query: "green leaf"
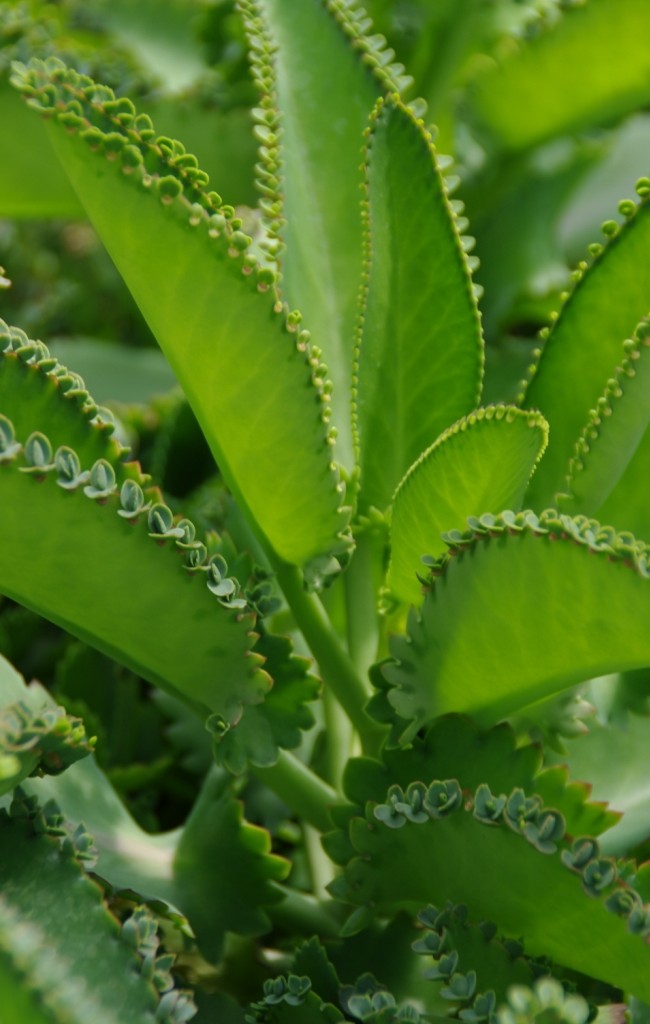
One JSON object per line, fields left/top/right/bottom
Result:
{"left": 19, "top": 752, "right": 289, "bottom": 961}
{"left": 469, "top": 0, "right": 650, "bottom": 153}
{"left": 354, "top": 94, "right": 484, "bottom": 512}
{"left": 382, "top": 510, "right": 650, "bottom": 735}
{"left": 558, "top": 320, "right": 650, "bottom": 522}
{"left": 0, "top": 811, "right": 160, "bottom": 1022}
{"left": 388, "top": 406, "right": 548, "bottom": 605}
{"left": 12, "top": 59, "right": 349, "bottom": 567}
{"left": 520, "top": 188, "right": 650, "bottom": 507}
{"left": 0, "top": 414, "right": 269, "bottom": 726}
{"left": 239, "top": 0, "right": 412, "bottom": 471}
{"left": 330, "top": 781, "right": 650, "bottom": 999}
{"left": 213, "top": 631, "right": 320, "bottom": 774}
{"left": 0, "top": 320, "right": 125, "bottom": 466}
{"left": 173, "top": 768, "right": 289, "bottom": 960}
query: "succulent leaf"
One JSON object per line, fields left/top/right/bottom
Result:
{"left": 11, "top": 58, "right": 350, "bottom": 567}
{"left": 388, "top": 406, "right": 548, "bottom": 605}
{"left": 354, "top": 94, "right": 484, "bottom": 512}
{"left": 381, "top": 511, "right": 650, "bottom": 734}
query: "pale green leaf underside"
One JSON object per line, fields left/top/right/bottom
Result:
{"left": 355, "top": 95, "right": 483, "bottom": 513}
{"left": 0, "top": 439, "right": 267, "bottom": 726}
{"left": 0, "top": 815, "right": 158, "bottom": 1023}
{"left": 559, "top": 326, "right": 650, "bottom": 532}
{"left": 388, "top": 406, "right": 547, "bottom": 605}
{"left": 244, "top": 0, "right": 410, "bottom": 471}
{"left": 522, "top": 197, "right": 650, "bottom": 507}
{"left": 470, "top": 0, "right": 650, "bottom": 152}
{"left": 338, "top": 805, "right": 650, "bottom": 999}
{"left": 13, "top": 60, "right": 347, "bottom": 567}
{"left": 383, "top": 513, "right": 650, "bottom": 732}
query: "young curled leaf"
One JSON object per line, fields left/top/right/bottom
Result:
{"left": 581, "top": 858, "right": 617, "bottom": 897}
{"left": 54, "top": 446, "right": 90, "bottom": 490}
{"left": 19, "top": 431, "right": 54, "bottom": 476}
{"left": 117, "top": 478, "right": 151, "bottom": 520}
{"left": 424, "top": 950, "right": 459, "bottom": 981}
{"left": 473, "top": 783, "right": 507, "bottom": 826}
{"left": 523, "top": 809, "right": 565, "bottom": 855}
{"left": 560, "top": 836, "right": 600, "bottom": 874}
{"left": 374, "top": 784, "right": 408, "bottom": 829}
{"left": 504, "top": 790, "right": 543, "bottom": 835}
{"left": 147, "top": 502, "right": 185, "bottom": 540}
{"left": 83, "top": 458, "right": 117, "bottom": 500}
{"left": 424, "top": 779, "right": 463, "bottom": 819}
{"left": 440, "top": 970, "right": 477, "bottom": 1002}
{"left": 0, "top": 415, "right": 21, "bottom": 463}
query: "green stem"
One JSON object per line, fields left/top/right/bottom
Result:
{"left": 303, "top": 823, "right": 334, "bottom": 901}
{"left": 323, "top": 686, "right": 354, "bottom": 789}
{"left": 273, "top": 560, "right": 385, "bottom": 753}
{"left": 268, "top": 884, "right": 341, "bottom": 938}
{"left": 252, "top": 749, "right": 338, "bottom": 833}
{"left": 344, "top": 531, "right": 381, "bottom": 677}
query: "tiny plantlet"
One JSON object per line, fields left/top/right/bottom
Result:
{"left": 2, "top": 0, "right": 650, "bottom": 1021}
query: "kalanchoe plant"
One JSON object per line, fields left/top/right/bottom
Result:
{"left": 3, "top": 0, "right": 650, "bottom": 1021}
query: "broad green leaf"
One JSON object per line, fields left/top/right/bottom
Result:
{"left": 388, "top": 406, "right": 547, "bottom": 605}
{"left": 330, "top": 781, "right": 650, "bottom": 999}
{"left": 0, "top": 414, "right": 268, "bottom": 726}
{"left": 558, "top": 320, "right": 650, "bottom": 525}
{"left": 329, "top": 716, "right": 614, "bottom": 868}
{"left": 0, "top": 812, "right": 160, "bottom": 1023}
{"left": 0, "top": 83, "right": 82, "bottom": 218}
{"left": 12, "top": 59, "right": 349, "bottom": 567}
{"left": 354, "top": 95, "right": 484, "bottom": 512}
{"left": 470, "top": 0, "right": 650, "bottom": 153}
{"left": 382, "top": 510, "right": 650, "bottom": 734}
{"left": 240, "top": 0, "right": 412, "bottom": 471}
{"left": 521, "top": 189, "right": 650, "bottom": 507}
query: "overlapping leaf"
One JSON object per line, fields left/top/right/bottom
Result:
{"left": 354, "top": 95, "right": 483, "bottom": 512}
{"left": 388, "top": 406, "right": 547, "bottom": 605}
{"left": 11, "top": 58, "right": 349, "bottom": 567}
{"left": 521, "top": 186, "right": 650, "bottom": 507}
{"left": 240, "top": 0, "right": 412, "bottom": 470}
{"left": 382, "top": 510, "right": 650, "bottom": 735}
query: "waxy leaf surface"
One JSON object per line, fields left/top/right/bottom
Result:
{"left": 388, "top": 406, "right": 547, "bottom": 605}
{"left": 355, "top": 95, "right": 483, "bottom": 512}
